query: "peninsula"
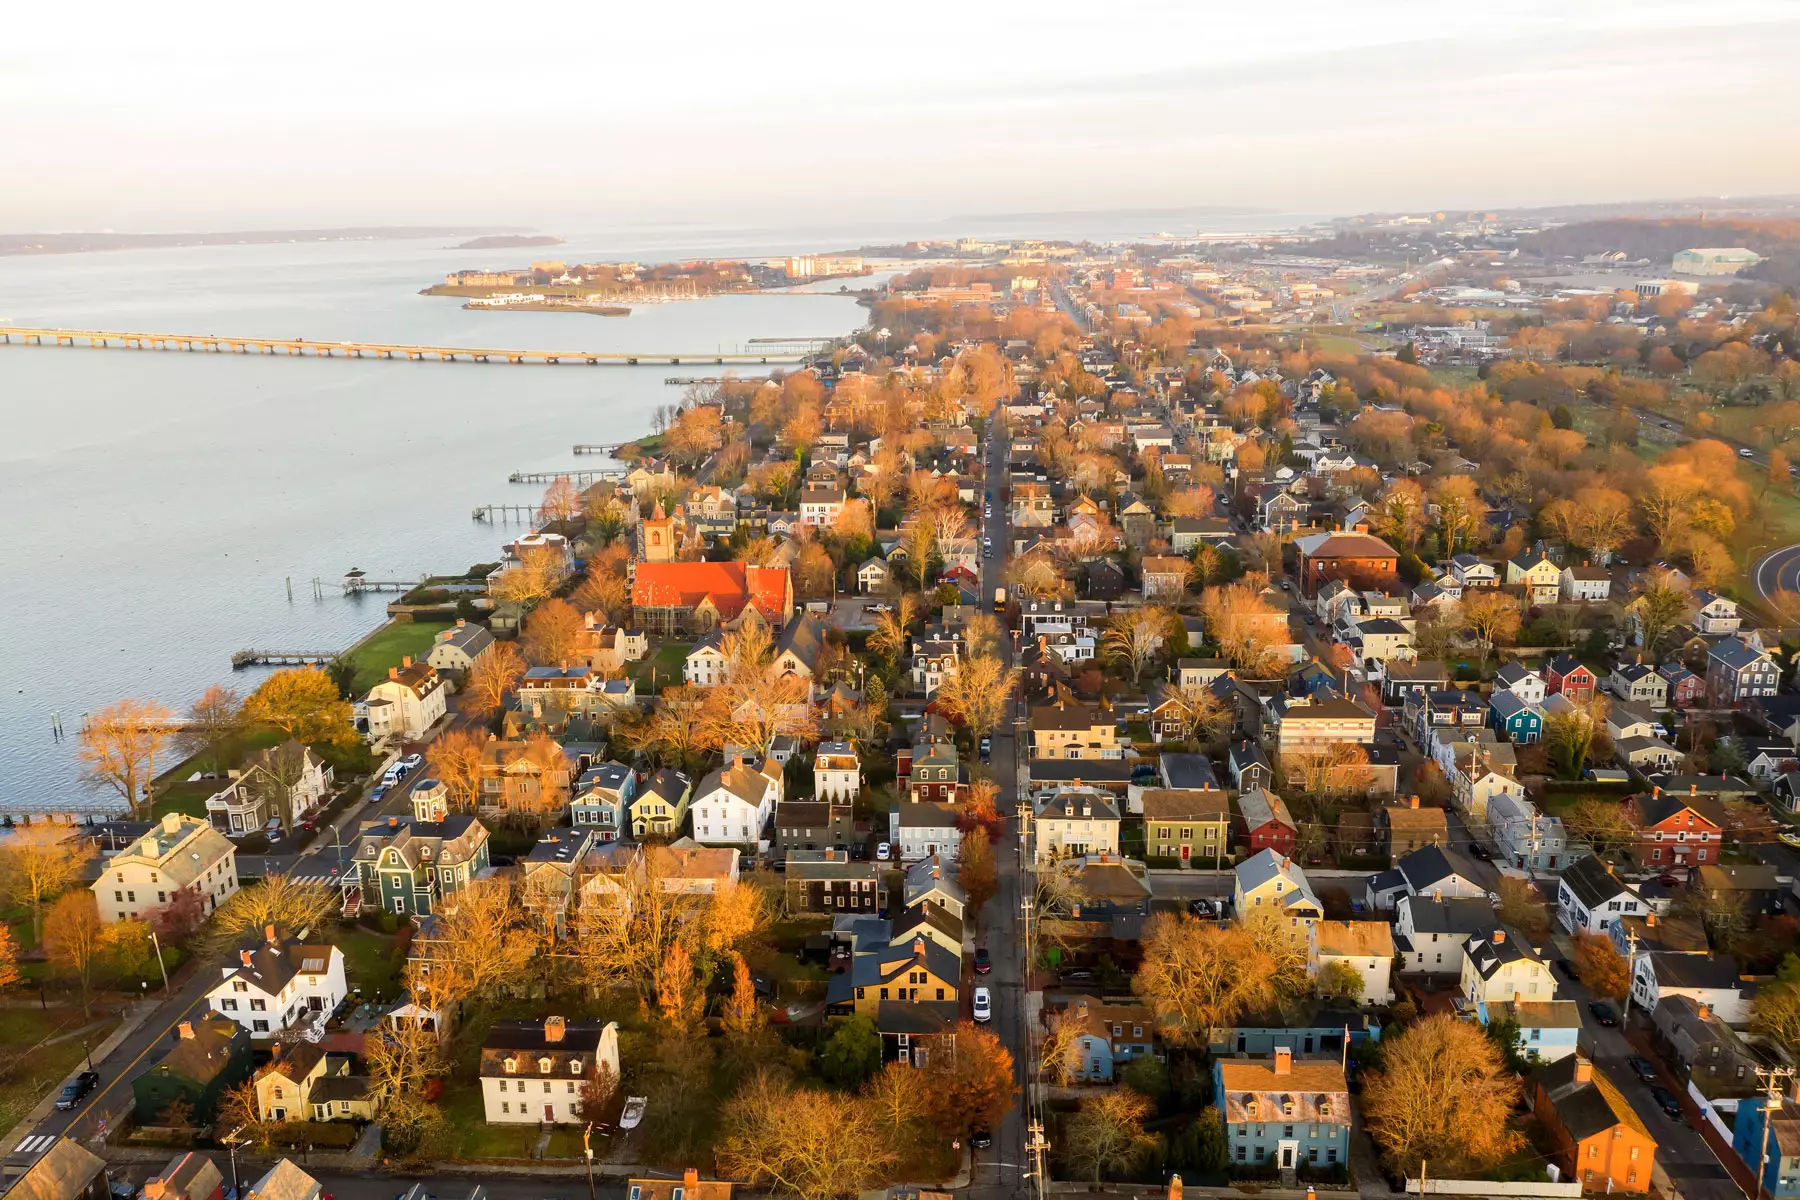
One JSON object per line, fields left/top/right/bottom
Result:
{"left": 454, "top": 233, "right": 565, "bottom": 250}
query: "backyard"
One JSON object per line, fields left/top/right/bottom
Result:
{"left": 347, "top": 620, "right": 455, "bottom": 694}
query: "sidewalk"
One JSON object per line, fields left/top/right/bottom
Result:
{"left": 0, "top": 995, "right": 162, "bottom": 1155}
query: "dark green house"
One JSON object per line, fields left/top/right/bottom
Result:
{"left": 132, "top": 1014, "right": 253, "bottom": 1125}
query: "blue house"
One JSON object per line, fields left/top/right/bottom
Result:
{"left": 1475, "top": 997, "right": 1581, "bottom": 1063}
{"left": 1215, "top": 1049, "right": 1351, "bottom": 1171}
{"left": 1047, "top": 999, "right": 1160, "bottom": 1082}
{"left": 1489, "top": 691, "right": 1544, "bottom": 744}
{"left": 571, "top": 762, "right": 636, "bottom": 839}
{"left": 1733, "top": 1096, "right": 1800, "bottom": 1198}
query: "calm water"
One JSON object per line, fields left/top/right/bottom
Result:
{"left": 0, "top": 236, "right": 874, "bottom": 810}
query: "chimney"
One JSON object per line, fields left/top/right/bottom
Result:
{"left": 456, "top": 618, "right": 466, "bottom": 627}
{"left": 1573, "top": 1055, "right": 1593, "bottom": 1085}
{"left": 402, "top": 656, "right": 413, "bottom": 669}
{"left": 265, "top": 924, "right": 279, "bottom": 945}
{"left": 1493, "top": 929, "right": 1506, "bottom": 944}
{"left": 1513, "top": 992, "right": 1521, "bottom": 1004}
{"left": 1646, "top": 912, "right": 1657, "bottom": 927}
{"left": 1653, "top": 785, "right": 1662, "bottom": 798}
{"left": 1410, "top": 794, "right": 1420, "bottom": 809}
{"left": 162, "top": 812, "right": 181, "bottom": 834}
{"left": 1697, "top": 1002, "right": 1711, "bottom": 1021}
{"left": 389, "top": 816, "right": 400, "bottom": 830}
{"left": 544, "top": 1015, "right": 566, "bottom": 1043}
{"left": 388, "top": 666, "right": 399, "bottom": 681}
{"left": 1169, "top": 1175, "right": 1183, "bottom": 1200}
{"left": 144, "top": 1180, "right": 167, "bottom": 1200}
{"left": 683, "top": 1170, "right": 699, "bottom": 1192}
{"left": 1273, "top": 1046, "right": 1293, "bottom": 1075}
{"left": 913, "top": 937, "right": 926, "bottom": 956}
{"left": 1690, "top": 784, "right": 1698, "bottom": 797}
{"left": 1433, "top": 888, "right": 1442, "bottom": 901}
{"left": 177, "top": 1021, "right": 195, "bottom": 1040}
{"left": 239, "top": 950, "right": 254, "bottom": 968}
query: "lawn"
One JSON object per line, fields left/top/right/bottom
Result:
{"left": 0, "top": 1008, "right": 121, "bottom": 1134}
{"left": 337, "top": 927, "right": 406, "bottom": 1004}
{"left": 629, "top": 641, "right": 693, "bottom": 695}
{"left": 347, "top": 621, "right": 454, "bottom": 694}
{"left": 151, "top": 727, "right": 286, "bottom": 817}
{"left": 436, "top": 1083, "right": 584, "bottom": 1159}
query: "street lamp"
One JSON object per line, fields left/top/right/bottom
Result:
{"left": 224, "top": 1126, "right": 245, "bottom": 1197}
{"left": 147, "top": 928, "right": 170, "bottom": 997}
{"left": 582, "top": 1123, "right": 597, "bottom": 1200}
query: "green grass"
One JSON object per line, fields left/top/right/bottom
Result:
{"left": 628, "top": 641, "right": 693, "bottom": 694}
{"left": 337, "top": 927, "right": 405, "bottom": 1004}
{"left": 347, "top": 621, "right": 454, "bottom": 694}
{"left": 0, "top": 1009, "right": 121, "bottom": 1133}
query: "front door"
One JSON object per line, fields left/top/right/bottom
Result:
{"left": 1180, "top": 844, "right": 1191, "bottom": 863}
{"left": 1280, "top": 1142, "right": 1297, "bottom": 1168}
{"left": 545, "top": 1104, "right": 555, "bottom": 1122}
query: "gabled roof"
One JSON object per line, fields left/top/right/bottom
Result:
{"left": 1235, "top": 848, "right": 1319, "bottom": 911}
{"left": 1645, "top": 951, "right": 1742, "bottom": 991}
{"left": 1400, "top": 894, "right": 1495, "bottom": 935}
{"left": 1140, "top": 789, "right": 1229, "bottom": 822}
{"left": 1536, "top": 1056, "right": 1650, "bottom": 1144}
{"left": 1238, "top": 787, "right": 1295, "bottom": 832}
{"left": 630, "top": 561, "right": 789, "bottom": 622}
{"left": 6, "top": 1141, "right": 107, "bottom": 1200}
{"left": 1560, "top": 855, "right": 1638, "bottom": 909}
{"left": 1159, "top": 753, "right": 1220, "bottom": 791}
{"left": 1396, "top": 844, "right": 1479, "bottom": 893}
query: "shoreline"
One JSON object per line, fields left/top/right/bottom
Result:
{"left": 461, "top": 301, "right": 629, "bottom": 316}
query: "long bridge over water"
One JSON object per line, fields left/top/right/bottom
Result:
{"left": 0, "top": 326, "right": 834, "bottom": 365}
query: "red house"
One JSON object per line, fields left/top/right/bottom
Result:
{"left": 1546, "top": 653, "right": 1597, "bottom": 704}
{"left": 1625, "top": 787, "right": 1724, "bottom": 872}
{"left": 1293, "top": 528, "right": 1400, "bottom": 599}
{"left": 1238, "top": 786, "right": 1297, "bottom": 856}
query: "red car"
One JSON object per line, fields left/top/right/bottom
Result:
{"left": 974, "top": 948, "right": 992, "bottom": 974}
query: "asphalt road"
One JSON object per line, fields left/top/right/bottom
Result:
{"left": 1754, "top": 543, "right": 1800, "bottom": 601}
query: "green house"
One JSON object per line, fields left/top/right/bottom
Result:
{"left": 339, "top": 779, "right": 492, "bottom": 918}
{"left": 132, "top": 1014, "right": 253, "bottom": 1125}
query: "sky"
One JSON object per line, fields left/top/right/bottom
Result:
{"left": 6, "top": 0, "right": 1800, "bottom": 234}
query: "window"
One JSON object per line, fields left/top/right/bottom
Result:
{"left": 539, "top": 1057, "right": 552, "bottom": 1074}
{"left": 505, "top": 1059, "right": 517, "bottom": 1074}
{"left": 502, "top": 1102, "right": 511, "bottom": 1115}
{"left": 253, "top": 1020, "right": 269, "bottom": 1033}
{"left": 1237, "top": 1147, "right": 1247, "bottom": 1162}
{"left": 543, "top": 1082, "right": 551, "bottom": 1093}
{"left": 221, "top": 999, "right": 238, "bottom": 1012}
{"left": 251, "top": 999, "right": 266, "bottom": 1011}
{"left": 568, "top": 1082, "right": 577, "bottom": 1093}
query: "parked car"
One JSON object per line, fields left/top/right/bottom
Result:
{"left": 55, "top": 1072, "right": 99, "bottom": 1111}
{"left": 974, "top": 948, "right": 992, "bottom": 974}
{"left": 1628, "top": 1056, "right": 1659, "bottom": 1084}
{"left": 972, "top": 987, "right": 992, "bottom": 1023}
{"left": 399, "top": 753, "right": 424, "bottom": 771}
{"left": 1555, "top": 958, "right": 1579, "bottom": 981}
{"left": 1649, "top": 1086, "right": 1684, "bottom": 1120}
{"left": 1467, "top": 842, "right": 1492, "bottom": 861}
{"left": 979, "top": 736, "right": 992, "bottom": 762}
{"left": 1588, "top": 1001, "right": 1618, "bottom": 1026}
{"left": 1059, "top": 968, "right": 1096, "bottom": 984}
{"left": 970, "top": 1127, "right": 993, "bottom": 1149}
{"left": 1780, "top": 831, "right": 1800, "bottom": 851}
{"left": 369, "top": 785, "right": 389, "bottom": 804}
{"left": 876, "top": 842, "right": 892, "bottom": 862}
{"left": 618, "top": 1096, "right": 647, "bottom": 1130}
{"left": 1189, "top": 898, "right": 1216, "bottom": 918}
{"left": 1740, "top": 447, "right": 1756, "bottom": 459}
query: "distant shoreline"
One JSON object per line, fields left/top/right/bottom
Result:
{"left": 454, "top": 234, "right": 565, "bottom": 250}
{"left": 0, "top": 226, "right": 523, "bottom": 258}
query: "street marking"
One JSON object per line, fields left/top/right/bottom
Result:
{"left": 13, "top": 1134, "right": 56, "bottom": 1155}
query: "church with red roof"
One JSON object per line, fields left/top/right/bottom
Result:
{"left": 630, "top": 561, "right": 793, "bottom": 635}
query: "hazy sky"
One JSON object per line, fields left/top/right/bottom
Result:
{"left": 6, "top": 0, "right": 1799, "bottom": 233}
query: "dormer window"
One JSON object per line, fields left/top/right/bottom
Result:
{"left": 571, "top": 1059, "right": 583, "bottom": 1074}
{"left": 504, "top": 1058, "right": 518, "bottom": 1074}
{"left": 539, "top": 1057, "right": 553, "bottom": 1074}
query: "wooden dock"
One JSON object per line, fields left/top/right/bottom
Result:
{"left": 231, "top": 649, "right": 338, "bottom": 669}
{"left": 473, "top": 504, "right": 539, "bottom": 522}
{"left": 0, "top": 326, "right": 819, "bottom": 366}
{"left": 665, "top": 374, "right": 777, "bottom": 386}
{"left": 571, "top": 443, "right": 622, "bottom": 456}
{"left": 508, "top": 467, "right": 627, "bottom": 485}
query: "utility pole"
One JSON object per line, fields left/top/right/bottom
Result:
{"left": 1755, "top": 1067, "right": 1796, "bottom": 1200}
{"left": 1619, "top": 927, "right": 1641, "bottom": 1025}
{"left": 1024, "top": 1118, "right": 1051, "bottom": 1200}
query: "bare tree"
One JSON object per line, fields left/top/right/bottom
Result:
{"left": 177, "top": 685, "right": 246, "bottom": 777}
{"left": 78, "top": 698, "right": 174, "bottom": 817}
{"left": 0, "top": 825, "right": 96, "bottom": 941}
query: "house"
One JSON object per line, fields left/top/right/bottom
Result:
{"left": 1141, "top": 789, "right": 1231, "bottom": 867}
{"left": 1493, "top": 663, "right": 1547, "bottom": 706}
{"left": 1228, "top": 741, "right": 1274, "bottom": 792}
{"left": 1610, "top": 662, "right": 1669, "bottom": 708}
{"left": 1488, "top": 793, "right": 1572, "bottom": 871}
{"left": 1631, "top": 953, "right": 1748, "bottom": 1026}
{"left": 1393, "top": 894, "right": 1496, "bottom": 975}
{"left": 1611, "top": 910, "right": 1709, "bottom": 958}
{"left": 1461, "top": 928, "right": 1556, "bottom": 1005}
{"left": 1625, "top": 790, "right": 1724, "bottom": 871}
{"left": 1274, "top": 697, "right": 1376, "bottom": 761}
{"left": 1481, "top": 999, "right": 1582, "bottom": 1064}
{"left": 1561, "top": 565, "right": 1613, "bottom": 603}
{"left": 254, "top": 1042, "right": 375, "bottom": 1123}
{"left": 684, "top": 635, "right": 729, "bottom": 687}
{"left": 205, "top": 740, "right": 332, "bottom": 835}
{"left": 1293, "top": 529, "right": 1400, "bottom": 598}
{"left": 93, "top": 813, "right": 238, "bottom": 924}
{"left": 1747, "top": 742, "right": 1798, "bottom": 781}
{"left": 1694, "top": 862, "right": 1782, "bottom": 919}
{"left": 1733, "top": 1094, "right": 1800, "bottom": 1198}
{"left": 1546, "top": 653, "right": 1598, "bottom": 703}
{"left": 1049, "top": 854, "right": 1152, "bottom": 940}
{"left": 1557, "top": 855, "right": 1646, "bottom": 934}
{"left": 1451, "top": 744, "right": 1525, "bottom": 823}
{"left": 131, "top": 1015, "right": 253, "bottom": 1126}
{"left": 206, "top": 926, "right": 347, "bottom": 1040}
{"left": 1381, "top": 659, "right": 1449, "bottom": 706}
{"left": 1377, "top": 797, "right": 1448, "bottom": 857}
{"left": 1366, "top": 845, "right": 1486, "bottom": 912}
{"left": 627, "top": 768, "right": 692, "bottom": 838}
{"left": 904, "top": 856, "right": 966, "bottom": 922}
{"left": 1233, "top": 850, "right": 1322, "bottom": 949}
{"left": 907, "top": 724, "right": 961, "bottom": 802}
{"left": 798, "top": 484, "right": 847, "bottom": 527}
{"left": 1488, "top": 691, "right": 1544, "bottom": 744}
{"left": 628, "top": 1170, "right": 732, "bottom": 1200}
{"left": 364, "top": 658, "right": 448, "bottom": 740}
{"left": 1032, "top": 788, "right": 1121, "bottom": 864}
{"left": 1140, "top": 555, "right": 1189, "bottom": 602}
{"left": 690, "top": 758, "right": 781, "bottom": 848}
{"left": 1030, "top": 696, "right": 1122, "bottom": 760}
{"left": 1011, "top": 482, "right": 1054, "bottom": 528}
{"left": 630, "top": 561, "right": 793, "bottom": 635}
{"left": 4, "top": 1140, "right": 110, "bottom": 1200}
{"left": 1710, "top": 635, "right": 1781, "bottom": 706}
{"left": 479, "top": 1016, "right": 620, "bottom": 1125}
{"left": 1507, "top": 542, "right": 1564, "bottom": 604}
{"left": 814, "top": 741, "right": 861, "bottom": 802}
{"left": 1045, "top": 999, "right": 1161, "bottom": 1082}
{"left": 139, "top": 1153, "right": 224, "bottom": 1200}
{"left": 834, "top": 925, "right": 962, "bottom": 1065}
{"left": 785, "top": 851, "right": 885, "bottom": 914}
{"left": 1616, "top": 736, "right": 1681, "bottom": 773}
{"left": 891, "top": 802, "right": 963, "bottom": 862}
{"left": 1214, "top": 1049, "right": 1351, "bottom": 1171}
{"left": 775, "top": 799, "right": 854, "bottom": 854}
{"left": 1237, "top": 787, "right": 1297, "bottom": 857}
{"left": 426, "top": 619, "right": 495, "bottom": 673}
{"left": 1533, "top": 1055, "right": 1656, "bottom": 1194}
{"left": 856, "top": 556, "right": 893, "bottom": 594}
{"left": 1693, "top": 590, "right": 1742, "bottom": 635}
{"left": 569, "top": 762, "right": 636, "bottom": 838}
{"left": 339, "top": 781, "right": 491, "bottom": 918}
{"left": 1309, "top": 920, "right": 1395, "bottom": 1004}
{"left": 1654, "top": 994, "right": 1760, "bottom": 1096}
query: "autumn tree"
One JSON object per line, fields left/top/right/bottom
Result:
{"left": 1200, "top": 583, "right": 1284, "bottom": 676}
{"left": 1133, "top": 913, "right": 1305, "bottom": 1044}
{"left": 463, "top": 640, "right": 527, "bottom": 721}
{"left": 1361, "top": 1013, "right": 1522, "bottom": 1175}
{"left": 1065, "top": 1089, "right": 1158, "bottom": 1184}
{"left": 720, "top": 952, "right": 768, "bottom": 1055}
{"left": 44, "top": 892, "right": 104, "bottom": 1015}
{"left": 0, "top": 925, "right": 21, "bottom": 993}
{"left": 78, "top": 698, "right": 174, "bottom": 817}
{"left": 570, "top": 543, "right": 631, "bottom": 621}
{"left": 718, "top": 1069, "right": 899, "bottom": 1200}
{"left": 424, "top": 727, "right": 486, "bottom": 813}
{"left": 932, "top": 654, "right": 1019, "bottom": 742}
{"left": 921, "top": 1022, "right": 1016, "bottom": 1137}
{"left": 202, "top": 872, "right": 335, "bottom": 953}
{"left": 1564, "top": 797, "right": 1632, "bottom": 853}
{"left": 490, "top": 545, "right": 566, "bottom": 608}
{"left": 1544, "top": 696, "right": 1608, "bottom": 780}
{"left": 1102, "top": 606, "right": 1174, "bottom": 684}
{"left": 1432, "top": 476, "right": 1485, "bottom": 553}
{"left": 245, "top": 667, "right": 353, "bottom": 745}
{"left": 1628, "top": 575, "right": 1690, "bottom": 658}
{"left": 957, "top": 828, "right": 999, "bottom": 928}
{"left": 1460, "top": 589, "right": 1521, "bottom": 667}
{"left": 1316, "top": 960, "right": 1365, "bottom": 1003}
{"left": 521, "top": 597, "right": 584, "bottom": 667}
{"left": 1496, "top": 877, "right": 1550, "bottom": 943}
{"left": 177, "top": 685, "right": 246, "bottom": 776}
{"left": 1572, "top": 931, "right": 1629, "bottom": 1000}
{"left": 1751, "top": 980, "right": 1800, "bottom": 1057}
{"left": 0, "top": 824, "right": 96, "bottom": 942}
{"left": 538, "top": 475, "right": 584, "bottom": 524}
{"left": 1159, "top": 685, "right": 1233, "bottom": 749}
{"left": 406, "top": 876, "right": 534, "bottom": 1013}
{"left": 216, "top": 1079, "right": 272, "bottom": 1148}
{"left": 701, "top": 622, "right": 819, "bottom": 756}
{"left": 1373, "top": 479, "right": 1427, "bottom": 548}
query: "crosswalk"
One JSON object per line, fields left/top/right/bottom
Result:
{"left": 13, "top": 1134, "right": 56, "bottom": 1156}
{"left": 288, "top": 871, "right": 339, "bottom": 886}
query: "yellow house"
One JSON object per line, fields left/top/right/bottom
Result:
{"left": 1030, "top": 696, "right": 1121, "bottom": 761}
{"left": 851, "top": 936, "right": 961, "bottom": 1018}
{"left": 1507, "top": 542, "right": 1564, "bottom": 604}
{"left": 1232, "top": 848, "right": 1323, "bottom": 949}
{"left": 628, "top": 768, "right": 692, "bottom": 838}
